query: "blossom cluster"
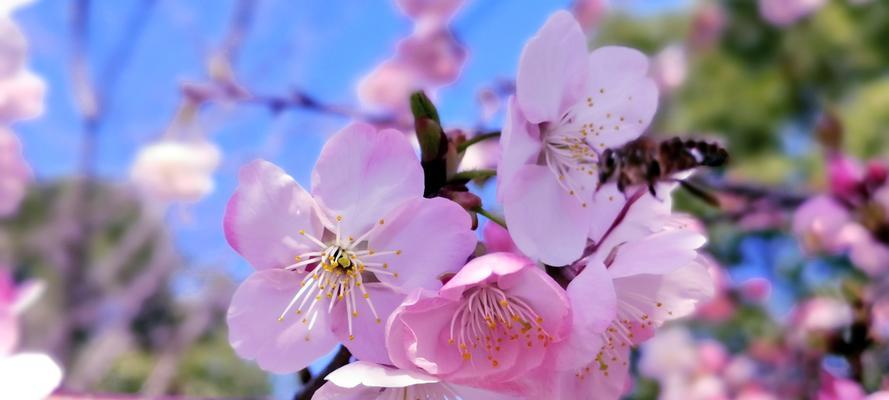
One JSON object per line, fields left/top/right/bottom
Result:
{"left": 223, "top": 11, "right": 715, "bottom": 399}
{"left": 0, "top": 0, "right": 43, "bottom": 218}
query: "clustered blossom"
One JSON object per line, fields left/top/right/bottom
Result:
{"left": 224, "top": 11, "right": 717, "bottom": 400}
{"left": 357, "top": 0, "right": 467, "bottom": 125}
{"left": 129, "top": 138, "right": 221, "bottom": 204}
{"left": 0, "top": 268, "right": 63, "bottom": 399}
{"left": 793, "top": 154, "right": 889, "bottom": 276}
{"left": 0, "top": 0, "right": 43, "bottom": 219}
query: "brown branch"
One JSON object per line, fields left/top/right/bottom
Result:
{"left": 293, "top": 346, "right": 352, "bottom": 400}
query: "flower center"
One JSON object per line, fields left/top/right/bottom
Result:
{"left": 277, "top": 215, "right": 401, "bottom": 342}
{"left": 541, "top": 105, "right": 602, "bottom": 207}
{"left": 447, "top": 285, "right": 552, "bottom": 368}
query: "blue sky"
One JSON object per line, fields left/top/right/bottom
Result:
{"left": 12, "top": 0, "right": 690, "bottom": 287}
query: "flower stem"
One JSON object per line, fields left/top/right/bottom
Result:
{"left": 474, "top": 207, "right": 507, "bottom": 229}
{"left": 448, "top": 169, "right": 496, "bottom": 182}
{"left": 457, "top": 131, "right": 500, "bottom": 153}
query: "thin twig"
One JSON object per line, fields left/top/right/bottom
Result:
{"left": 293, "top": 347, "right": 352, "bottom": 400}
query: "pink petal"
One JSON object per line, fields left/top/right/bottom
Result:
{"left": 502, "top": 165, "right": 591, "bottom": 266}
{"left": 368, "top": 197, "right": 476, "bottom": 291}
{"left": 0, "top": 352, "right": 62, "bottom": 399}
{"left": 496, "top": 97, "right": 543, "bottom": 202}
{"left": 313, "top": 383, "right": 374, "bottom": 400}
{"left": 386, "top": 292, "right": 464, "bottom": 376}
{"left": 588, "top": 183, "right": 673, "bottom": 243}
{"left": 312, "top": 123, "right": 424, "bottom": 237}
{"left": 224, "top": 160, "right": 323, "bottom": 271}
{"left": 555, "top": 348, "right": 630, "bottom": 400}
{"left": 0, "top": 311, "right": 18, "bottom": 356}
{"left": 516, "top": 10, "right": 590, "bottom": 124}
{"left": 606, "top": 228, "right": 706, "bottom": 279}
{"left": 227, "top": 269, "right": 338, "bottom": 374}
{"left": 439, "top": 252, "right": 532, "bottom": 301}
{"left": 556, "top": 259, "right": 616, "bottom": 370}
{"left": 482, "top": 221, "right": 520, "bottom": 255}
{"left": 496, "top": 261, "right": 571, "bottom": 341}
{"left": 325, "top": 361, "right": 439, "bottom": 388}
{"left": 330, "top": 284, "right": 406, "bottom": 365}
{"left": 0, "top": 70, "right": 45, "bottom": 123}
{"left": 578, "top": 46, "right": 658, "bottom": 147}
{"left": 395, "top": 0, "right": 465, "bottom": 23}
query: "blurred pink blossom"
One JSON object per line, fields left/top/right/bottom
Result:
{"left": 458, "top": 137, "right": 499, "bottom": 172}
{"left": 788, "top": 297, "right": 853, "bottom": 348}
{"left": 0, "top": 17, "right": 26, "bottom": 79}
{"left": 571, "top": 0, "right": 609, "bottom": 32}
{"left": 690, "top": 2, "right": 726, "bottom": 49}
{"left": 759, "top": 0, "right": 826, "bottom": 27}
{"left": 395, "top": 0, "right": 464, "bottom": 27}
{"left": 0, "top": 70, "right": 45, "bottom": 123}
{"left": 0, "top": 267, "right": 62, "bottom": 400}
{"left": 129, "top": 139, "right": 221, "bottom": 203}
{"left": 827, "top": 154, "right": 863, "bottom": 199}
{"left": 224, "top": 123, "right": 475, "bottom": 374}
{"left": 817, "top": 370, "right": 866, "bottom": 400}
{"left": 481, "top": 221, "right": 519, "bottom": 255}
{"left": 739, "top": 277, "right": 771, "bottom": 303}
{"left": 0, "top": 128, "right": 30, "bottom": 217}
{"left": 652, "top": 44, "right": 688, "bottom": 95}
{"left": 792, "top": 195, "right": 852, "bottom": 255}
{"left": 396, "top": 25, "right": 467, "bottom": 86}
{"left": 872, "top": 298, "right": 889, "bottom": 341}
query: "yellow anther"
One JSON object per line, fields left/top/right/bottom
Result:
{"left": 336, "top": 215, "right": 343, "bottom": 222}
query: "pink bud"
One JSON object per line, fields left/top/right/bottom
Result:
{"left": 827, "top": 153, "right": 863, "bottom": 199}
{"left": 865, "top": 160, "right": 889, "bottom": 188}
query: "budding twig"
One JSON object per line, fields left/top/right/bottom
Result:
{"left": 457, "top": 131, "right": 500, "bottom": 153}
{"left": 474, "top": 207, "right": 507, "bottom": 229}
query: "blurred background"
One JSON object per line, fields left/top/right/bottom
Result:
{"left": 2, "top": 0, "right": 889, "bottom": 398}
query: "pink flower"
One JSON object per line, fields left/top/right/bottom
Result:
{"left": 652, "top": 44, "right": 688, "bottom": 95}
{"left": 0, "top": 17, "right": 27, "bottom": 79}
{"left": 129, "top": 139, "right": 221, "bottom": 203}
{"left": 498, "top": 11, "right": 658, "bottom": 266}
{"left": 313, "top": 361, "right": 514, "bottom": 400}
{"left": 357, "top": 60, "right": 418, "bottom": 118}
{"left": 224, "top": 123, "right": 476, "bottom": 374}
{"left": 0, "top": 69, "right": 45, "bottom": 123}
{"left": 0, "top": 128, "right": 30, "bottom": 217}
{"left": 871, "top": 298, "right": 889, "bottom": 340}
{"left": 570, "top": 0, "right": 609, "bottom": 32}
{"left": 690, "top": 3, "right": 726, "bottom": 50}
{"left": 759, "top": 0, "right": 826, "bottom": 27}
{"left": 827, "top": 154, "right": 864, "bottom": 199}
{"left": 386, "top": 253, "right": 570, "bottom": 392}
{"left": 396, "top": 24, "right": 467, "bottom": 86}
{"left": 541, "top": 210, "right": 710, "bottom": 399}
{"left": 792, "top": 195, "right": 852, "bottom": 255}
{"left": 394, "top": 0, "right": 464, "bottom": 27}
{"left": 788, "top": 297, "right": 853, "bottom": 348}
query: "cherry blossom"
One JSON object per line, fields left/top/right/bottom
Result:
{"left": 225, "top": 123, "right": 476, "bottom": 373}
{"left": 313, "top": 361, "right": 514, "bottom": 400}
{"left": 0, "top": 267, "right": 62, "bottom": 400}
{"left": 130, "top": 139, "right": 221, "bottom": 204}
{"left": 498, "top": 11, "right": 658, "bottom": 265}
{"left": 758, "top": 0, "right": 826, "bottom": 27}
{"left": 386, "top": 253, "right": 570, "bottom": 393}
